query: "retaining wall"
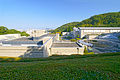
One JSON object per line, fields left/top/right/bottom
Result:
{"left": 50, "top": 47, "right": 84, "bottom": 55}
{"left": 0, "top": 46, "right": 43, "bottom": 58}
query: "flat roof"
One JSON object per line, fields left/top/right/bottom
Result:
{"left": 2, "top": 37, "right": 43, "bottom": 45}
{"left": 78, "top": 27, "right": 120, "bottom": 30}
{"left": 52, "top": 43, "right": 81, "bottom": 47}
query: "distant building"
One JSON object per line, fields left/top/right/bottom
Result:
{"left": 72, "top": 27, "right": 120, "bottom": 39}
{"left": 26, "top": 29, "right": 47, "bottom": 37}
{"left": 62, "top": 32, "right": 69, "bottom": 36}
{"left": 70, "top": 27, "right": 79, "bottom": 38}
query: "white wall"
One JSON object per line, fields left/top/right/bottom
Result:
{"left": 0, "top": 46, "right": 43, "bottom": 58}
{"left": 26, "top": 29, "right": 47, "bottom": 37}
{"left": 51, "top": 47, "right": 84, "bottom": 55}
{"left": 0, "top": 34, "right": 21, "bottom": 40}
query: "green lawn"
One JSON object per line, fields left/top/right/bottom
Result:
{"left": 0, "top": 53, "right": 120, "bottom": 80}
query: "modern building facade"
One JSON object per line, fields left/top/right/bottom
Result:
{"left": 73, "top": 27, "right": 120, "bottom": 39}
{"left": 0, "top": 34, "right": 84, "bottom": 58}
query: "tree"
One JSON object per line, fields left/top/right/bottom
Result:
{"left": 0, "top": 26, "right": 8, "bottom": 34}
{"left": 21, "top": 31, "right": 30, "bottom": 37}
{"left": 0, "top": 26, "right": 30, "bottom": 37}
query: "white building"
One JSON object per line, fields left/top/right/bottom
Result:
{"left": 26, "top": 29, "right": 47, "bottom": 37}
{"left": 73, "top": 27, "right": 120, "bottom": 39}
{"left": 62, "top": 32, "right": 69, "bottom": 36}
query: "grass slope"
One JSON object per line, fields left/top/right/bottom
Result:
{"left": 0, "top": 53, "right": 120, "bottom": 80}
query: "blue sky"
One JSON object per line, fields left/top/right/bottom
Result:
{"left": 0, "top": 0, "right": 120, "bottom": 30}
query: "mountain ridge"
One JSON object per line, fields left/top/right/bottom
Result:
{"left": 52, "top": 12, "right": 120, "bottom": 32}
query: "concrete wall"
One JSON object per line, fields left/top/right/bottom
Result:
{"left": 31, "top": 30, "right": 46, "bottom": 37}
{"left": 54, "top": 33, "right": 59, "bottom": 41}
{"left": 43, "top": 37, "right": 53, "bottom": 57}
{"left": 81, "top": 29, "right": 111, "bottom": 38}
{"left": 71, "top": 28, "right": 120, "bottom": 39}
{"left": 50, "top": 47, "right": 84, "bottom": 55}
{"left": 26, "top": 29, "right": 47, "bottom": 37}
{"left": 80, "top": 29, "right": 120, "bottom": 39}
{"left": 43, "top": 34, "right": 62, "bottom": 57}
{"left": 87, "top": 35, "right": 99, "bottom": 39}
{"left": 0, "top": 34, "right": 21, "bottom": 40}
{"left": 0, "top": 46, "right": 43, "bottom": 58}
{"left": 39, "top": 37, "right": 51, "bottom": 44}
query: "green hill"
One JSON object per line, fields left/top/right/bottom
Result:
{"left": 0, "top": 52, "right": 120, "bottom": 80}
{"left": 0, "top": 26, "right": 29, "bottom": 36}
{"left": 53, "top": 12, "right": 120, "bottom": 32}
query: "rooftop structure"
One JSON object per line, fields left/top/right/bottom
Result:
{"left": 1, "top": 34, "right": 53, "bottom": 47}
{"left": 2, "top": 37, "right": 43, "bottom": 46}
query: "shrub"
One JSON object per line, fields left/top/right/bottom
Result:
{"left": 101, "top": 34, "right": 106, "bottom": 36}
{"left": 65, "top": 36, "right": 72, "bottom": 39}
{"left": 0, "top": 56, "right": 21, "bottom": 62}
{"left": 86, "top": 52, "right": 94, "bottom": 55}
{"left": 84, "top": 46, "right": 88, "bottom": 54}
{"left": 118, "top": 36, "right": 120, "bottom": 39}
{"left": 21, "top": 31, "right": 30, "bottom": 37}
{"left": 70, "top": 39, "right": 77, "bottom": 42}
{"left": 59, "top": 36, "right": 61, "bottom": 40}
{"left": 77, "top": 34, "right": 80, "bottom": 38}
{"left": 75, "top": 38, "right": 81, "bottom": 40}
{"left": 56, "top": 32, "right": 62, "bottom": 36}
{"left": 84, "top": 46, "right": 94, "bottom": 55}
{"left": 82, "top": 36, "right": 87, "bottom": 39}
{"left": 92, "top": 40, "right": 97, "bottom": 42}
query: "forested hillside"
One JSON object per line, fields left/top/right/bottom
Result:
{"left": 53, "top": 22, "right": 79, "bottom": 32}
{"left": 52, "top": 12, "right": 120, "bottom": 32}
{"left": 0, "top": 26, "right": 29, "bottom": 36}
